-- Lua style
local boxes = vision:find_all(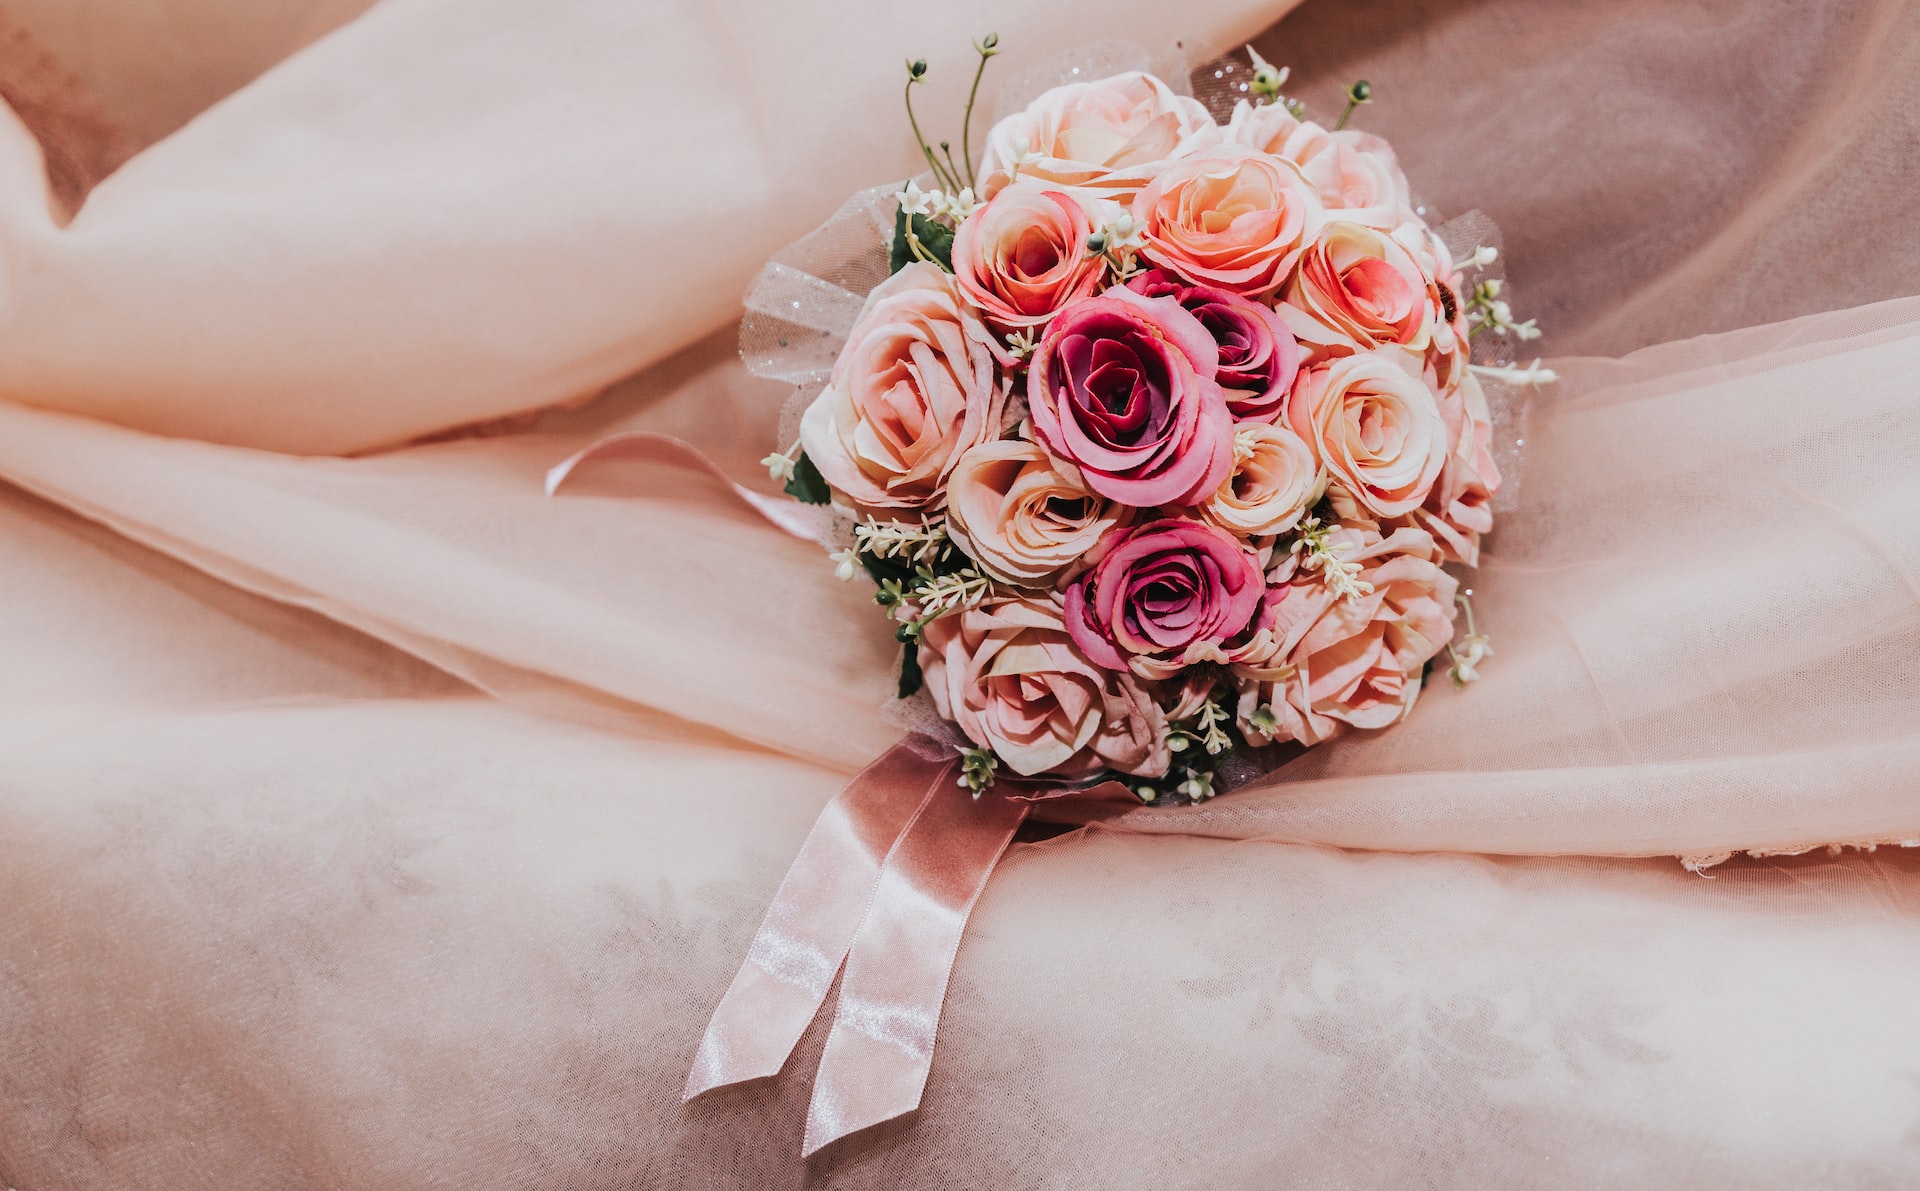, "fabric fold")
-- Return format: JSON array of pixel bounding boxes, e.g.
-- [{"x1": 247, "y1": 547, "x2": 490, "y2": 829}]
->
[{"x1": 0, "y1": 0, "x2": 1288, "y2": 453}]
